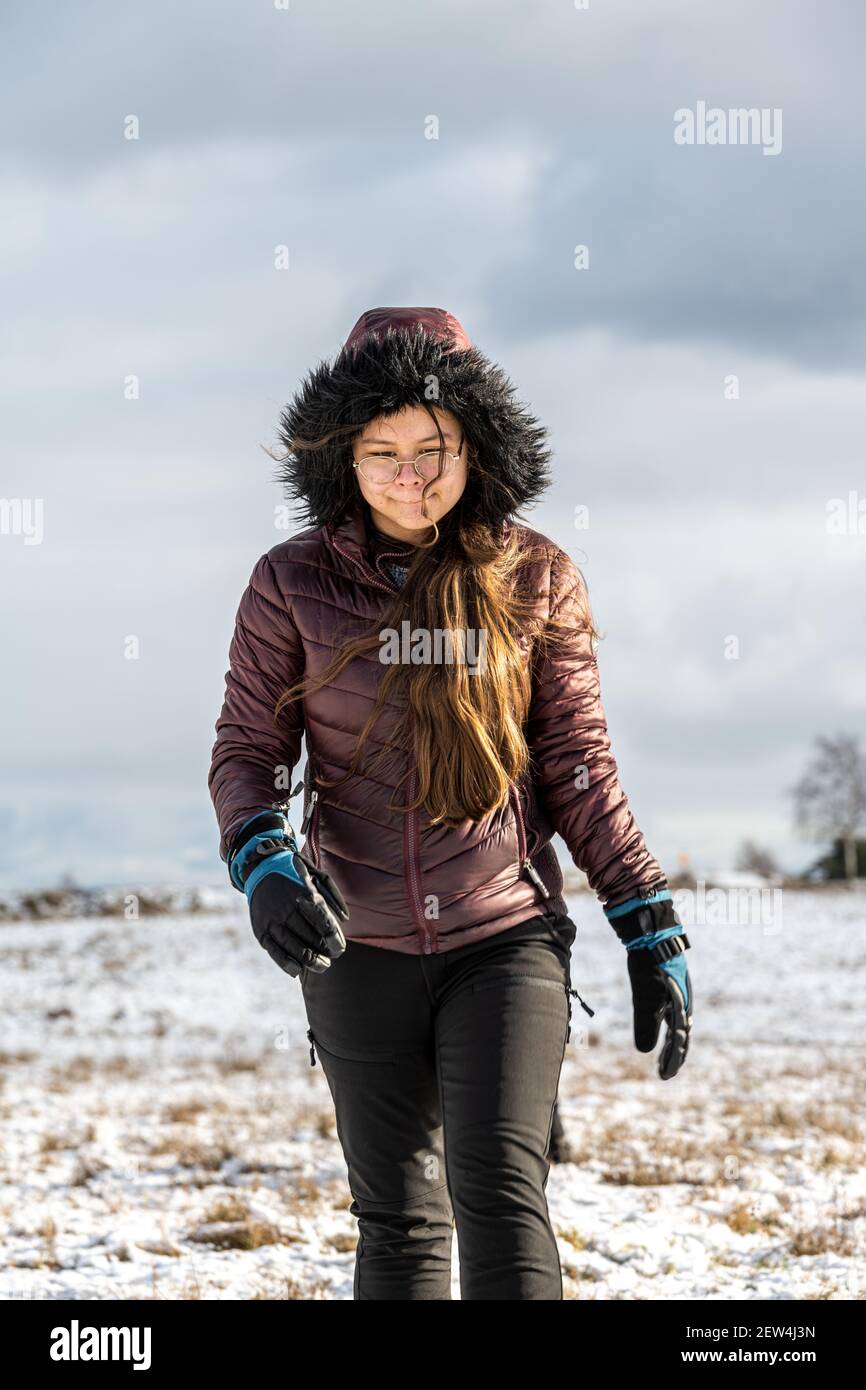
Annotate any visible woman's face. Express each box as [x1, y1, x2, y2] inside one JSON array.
[[352, 404, 468, 542]]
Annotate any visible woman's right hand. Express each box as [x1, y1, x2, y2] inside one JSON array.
[[248, 852, 348, 978], [227, 810, 349, 977]]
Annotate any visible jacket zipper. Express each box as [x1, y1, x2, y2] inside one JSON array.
[[405, 763, 434, 954], [300, 791, 320, 864], [315, 532, 550, 938], [330, 534, 399, 597], [300, 759, 321, 866], [310, 794, 320, 865], [325, 526, 427, 953], [325, 518, 561, 954], [510, 781, 550, 900], [300, 791, 317, 838], [401, 701, 432, 954]]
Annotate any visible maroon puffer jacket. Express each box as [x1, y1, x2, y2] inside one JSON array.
[[208, 498, 666, 954]]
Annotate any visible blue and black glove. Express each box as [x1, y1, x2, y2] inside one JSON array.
[[605, 884, 693, 1080], [227, 808, 349, 978]]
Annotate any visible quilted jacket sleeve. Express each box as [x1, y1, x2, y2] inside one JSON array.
[[526, 547, 667, 909], [208, 552, 305, 863]]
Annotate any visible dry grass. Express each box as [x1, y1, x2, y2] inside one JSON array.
[[162, 1100, 208, 1124], [557, 1226, 589, 1251], [186, 1217, 297, 1251], [216, 1055, 262, 1075], [148, 1136, 238, 1170], [325, 1231, 357, 1253], [46, 1056, 95, 1088], [182, 1196, 302, 1252], [288, 1171, 324, 1204], [725, 1203, 782, 1237], [599, 1128, 726, 1186], [201, 1196, 250, 1223], [720, 1096, 863, 1144], [39, 1122, 97, 1154], [602, 1161, 708, 1187], [70, 1153, 109, 1187], [251, 1276, 334, 1299], [789, 1224, 857, 1257]]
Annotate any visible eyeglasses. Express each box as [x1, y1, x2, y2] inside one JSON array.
[[353, 432, 465, 486]]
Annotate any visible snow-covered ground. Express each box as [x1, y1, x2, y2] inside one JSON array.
[[1, 887, 864, 1301]]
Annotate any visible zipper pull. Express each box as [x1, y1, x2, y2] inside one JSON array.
[[271, 780, 304, 817], [522, 858, 550, 897], [300, 789, 319, 836], [569, 985, 595, 1018], [307, 1027, 317, 1067]]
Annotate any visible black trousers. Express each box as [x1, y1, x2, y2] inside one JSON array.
[[300, 909, 577, 1300]]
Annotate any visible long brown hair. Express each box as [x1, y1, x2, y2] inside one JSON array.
[[268, 402, 600, 829]]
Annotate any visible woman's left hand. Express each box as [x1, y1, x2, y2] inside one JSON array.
[[626, 944, 693, 1080], [603, 889, 693, 1080]]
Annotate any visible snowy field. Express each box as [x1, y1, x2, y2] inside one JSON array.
[[1, 887, 864, 1301]]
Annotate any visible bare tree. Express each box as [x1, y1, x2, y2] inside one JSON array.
[[735, 839, 780, 879], [790, 733, 866, 881]]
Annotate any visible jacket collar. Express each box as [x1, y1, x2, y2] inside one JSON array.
[[324, 497, 514, 577], [324, 497, 369, 569], [325, 499, 406, 594]]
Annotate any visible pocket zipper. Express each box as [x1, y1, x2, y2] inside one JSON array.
[[300, 790, 318, 837], [510, 782, 550, 899], [299, 758, 321, 863], [565, 984, 595, 1044]]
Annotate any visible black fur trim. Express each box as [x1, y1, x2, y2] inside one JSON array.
[[274, 321, 553, 531]]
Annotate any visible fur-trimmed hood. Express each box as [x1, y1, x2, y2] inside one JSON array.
[[274, 306, 553, 532]]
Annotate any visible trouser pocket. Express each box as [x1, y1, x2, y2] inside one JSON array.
[[305, 1026, 398, 1068], [533, 912, 595, 1043]]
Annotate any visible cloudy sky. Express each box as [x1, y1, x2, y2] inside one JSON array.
[[2, 0, 864, 889]]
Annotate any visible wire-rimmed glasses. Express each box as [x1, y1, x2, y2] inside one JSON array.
[[353, 432, 465, 486]]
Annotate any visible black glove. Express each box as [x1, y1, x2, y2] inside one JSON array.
[[227, 809, 349, 978], [604, 886, 693, 1080]]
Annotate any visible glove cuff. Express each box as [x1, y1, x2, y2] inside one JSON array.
[[604, 880, 672, 920], [604, 887, 690, 962], [241, 848, 303, 903], [227, 810, 300, 892], [642, 929, 691, 964]]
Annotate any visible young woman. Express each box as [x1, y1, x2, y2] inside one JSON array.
[[208, 306, 693, 1301]]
